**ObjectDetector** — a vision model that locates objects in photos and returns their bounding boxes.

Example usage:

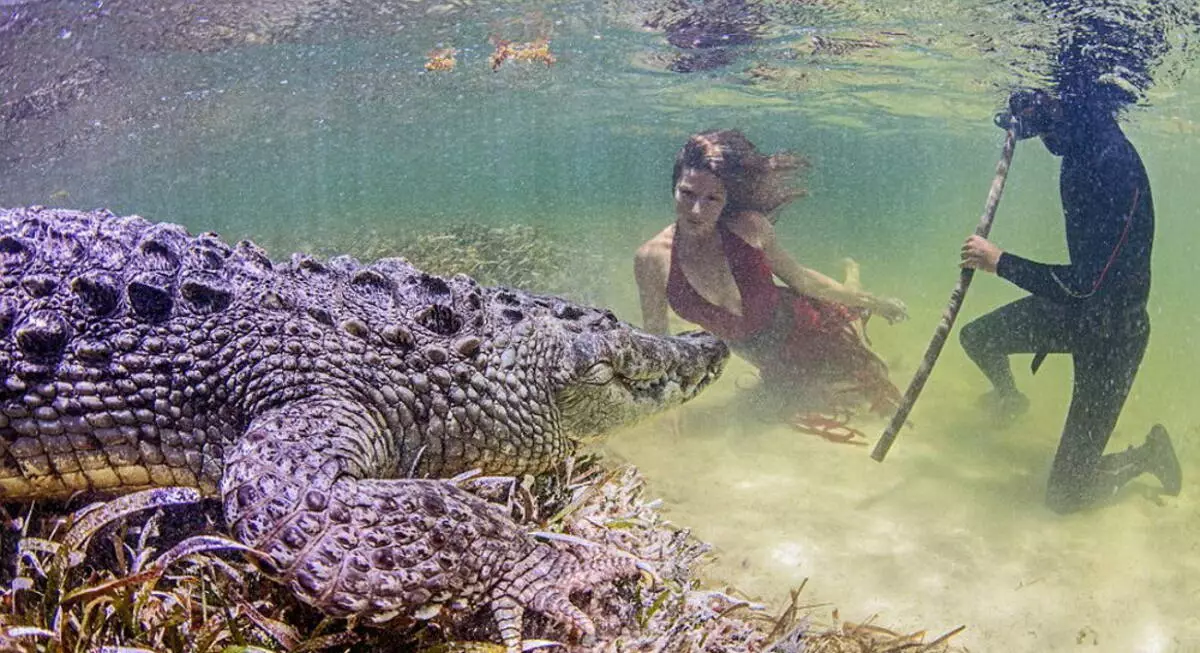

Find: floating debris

[808,34,890,57]
[425,47,459,72]
[489,38,556,72]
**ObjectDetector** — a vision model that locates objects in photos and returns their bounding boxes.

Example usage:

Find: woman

[634,130,906,439]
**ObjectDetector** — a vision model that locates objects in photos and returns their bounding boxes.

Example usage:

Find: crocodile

[0,206,728,650]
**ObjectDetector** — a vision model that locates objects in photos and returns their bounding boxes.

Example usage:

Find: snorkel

[995,88,1121,157]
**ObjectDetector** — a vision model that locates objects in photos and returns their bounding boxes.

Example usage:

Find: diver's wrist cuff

[996,252,1017,280]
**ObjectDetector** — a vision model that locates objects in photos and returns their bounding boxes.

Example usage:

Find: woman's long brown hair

[672,129,809,223]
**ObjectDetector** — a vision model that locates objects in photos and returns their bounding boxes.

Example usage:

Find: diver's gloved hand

[993,89,1060,139]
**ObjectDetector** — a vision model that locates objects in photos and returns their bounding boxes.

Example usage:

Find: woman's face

[674,168,727,229]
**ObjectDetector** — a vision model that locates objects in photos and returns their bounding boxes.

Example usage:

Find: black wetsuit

[959,120,1154,514]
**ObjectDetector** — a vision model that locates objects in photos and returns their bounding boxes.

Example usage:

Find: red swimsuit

[666,225,899,414]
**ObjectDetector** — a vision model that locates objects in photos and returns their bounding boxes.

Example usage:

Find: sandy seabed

[605,353,1200,653]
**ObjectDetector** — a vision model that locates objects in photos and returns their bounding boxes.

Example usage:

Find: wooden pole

[871,126,1019,462]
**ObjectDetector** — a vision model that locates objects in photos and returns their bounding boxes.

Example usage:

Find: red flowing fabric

[666,225,900,415]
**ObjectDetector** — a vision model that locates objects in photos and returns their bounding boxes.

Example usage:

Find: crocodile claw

[490,543,639,651]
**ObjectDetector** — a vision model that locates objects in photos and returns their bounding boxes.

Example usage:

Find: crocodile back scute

[0,207,507,500]
[0,207,278,498]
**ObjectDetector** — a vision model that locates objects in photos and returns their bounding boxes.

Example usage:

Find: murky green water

[3,0,1200,650]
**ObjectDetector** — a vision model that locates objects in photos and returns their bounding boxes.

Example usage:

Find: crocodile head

[478,287,728,444]
[555,310,727,442]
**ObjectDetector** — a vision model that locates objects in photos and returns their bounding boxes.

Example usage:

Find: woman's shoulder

[635,224,674,268]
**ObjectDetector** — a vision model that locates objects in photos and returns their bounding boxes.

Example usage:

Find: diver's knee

[959,319,985,354]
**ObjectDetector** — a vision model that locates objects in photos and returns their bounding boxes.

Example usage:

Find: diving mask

[993,89,1061,139]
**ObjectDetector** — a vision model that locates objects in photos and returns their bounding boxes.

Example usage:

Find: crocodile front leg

[220,397,636,650]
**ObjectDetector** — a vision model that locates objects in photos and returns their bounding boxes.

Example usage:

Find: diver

[958,89,1182,514]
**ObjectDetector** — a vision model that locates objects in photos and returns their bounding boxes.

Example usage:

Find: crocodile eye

[580,362,614,385]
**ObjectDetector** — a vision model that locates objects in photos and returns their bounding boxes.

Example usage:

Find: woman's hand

[870,296,908,324]
[961,235,1003,274]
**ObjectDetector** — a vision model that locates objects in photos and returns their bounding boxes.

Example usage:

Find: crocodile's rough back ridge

[0,206,728,649]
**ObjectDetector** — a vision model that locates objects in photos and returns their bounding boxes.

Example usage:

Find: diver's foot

[1144,424,1182,496]
[977,389,1030,422]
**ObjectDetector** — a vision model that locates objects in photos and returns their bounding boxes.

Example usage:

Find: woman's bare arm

[732,212,908,322]
[634,227,674,334]
[635,227,687,435]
